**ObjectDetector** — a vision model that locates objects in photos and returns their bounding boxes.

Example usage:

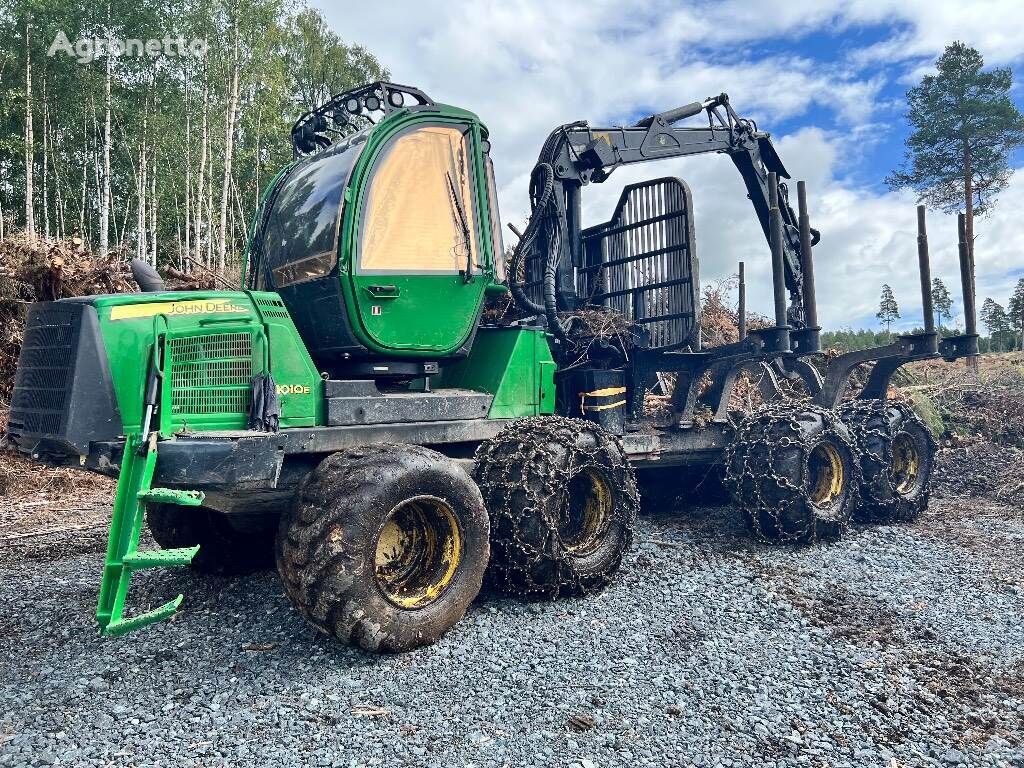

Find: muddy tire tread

[275,444,489,652]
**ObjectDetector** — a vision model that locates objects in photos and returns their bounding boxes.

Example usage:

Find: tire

[724,403,860,543]
[838,399,936,523]
[275,444,489,653]
[147,504,275,575]
[473,416,639,598]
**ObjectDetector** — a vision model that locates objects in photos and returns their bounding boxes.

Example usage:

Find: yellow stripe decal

[582,399,627,412]
[109,300,249,321]
[585,387,627,397]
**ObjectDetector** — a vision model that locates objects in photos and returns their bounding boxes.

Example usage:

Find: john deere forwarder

[8,82,979,652]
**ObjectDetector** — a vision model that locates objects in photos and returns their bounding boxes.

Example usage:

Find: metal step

[138,487,205,507]
[102,595,184,637]
[123,546,199,570]
[96,432,203,637]
[325,384,493,426]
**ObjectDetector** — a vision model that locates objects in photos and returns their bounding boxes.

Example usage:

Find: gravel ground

[2,461,1023,768]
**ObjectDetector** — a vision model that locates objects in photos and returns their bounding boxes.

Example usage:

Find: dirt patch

[0,449,114,563]
[932,438,1024,508]
[903,353,1024,448]
[764,557,1024,749]
[768,569,912,647]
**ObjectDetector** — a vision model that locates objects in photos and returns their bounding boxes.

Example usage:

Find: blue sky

[741,28,908,187]
[314,0,1024,331]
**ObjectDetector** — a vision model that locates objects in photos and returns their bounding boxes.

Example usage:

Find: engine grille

[7,302,82,439]
[252,294,291,319]
[168,332,254,417]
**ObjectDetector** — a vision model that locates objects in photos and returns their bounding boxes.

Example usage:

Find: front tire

[473,416,639,598]
[838,399,935,523]
[275,444,489,653]
[724,403,860,543]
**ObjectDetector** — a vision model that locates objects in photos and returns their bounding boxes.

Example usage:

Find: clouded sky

[312,0,1024,330]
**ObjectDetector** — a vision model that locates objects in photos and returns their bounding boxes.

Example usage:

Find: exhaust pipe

[130,258,166,293]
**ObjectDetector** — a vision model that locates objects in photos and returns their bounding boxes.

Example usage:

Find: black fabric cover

[248,373,280,433]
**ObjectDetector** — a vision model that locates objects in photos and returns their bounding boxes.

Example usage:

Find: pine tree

[931,278,954,329]
[980,297,1010,351]
[887,42,1024,307]
[1008,279,1024,352]
[876,284,900,335]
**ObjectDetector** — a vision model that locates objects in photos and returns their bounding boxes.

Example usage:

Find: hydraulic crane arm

[532,94,815,325]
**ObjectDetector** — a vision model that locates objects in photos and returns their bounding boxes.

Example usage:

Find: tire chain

[836,398,936,522]
[473,415,638,598]
[723,402,860,543]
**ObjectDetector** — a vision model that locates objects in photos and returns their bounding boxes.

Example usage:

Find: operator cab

[247,82,505,381]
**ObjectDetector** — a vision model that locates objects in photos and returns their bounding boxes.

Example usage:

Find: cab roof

[290,81,484,157]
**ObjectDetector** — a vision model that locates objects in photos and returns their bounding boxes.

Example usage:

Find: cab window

[250,141,359,290]
[484,155,505,281]
[359,124,479,274]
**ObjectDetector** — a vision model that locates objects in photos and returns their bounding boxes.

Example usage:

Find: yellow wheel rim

[891,434,921,496]
[374,496,462,609]
[807,442,844,508]
[560,469,613,554]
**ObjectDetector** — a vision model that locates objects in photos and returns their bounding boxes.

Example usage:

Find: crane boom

[528,94,815,325]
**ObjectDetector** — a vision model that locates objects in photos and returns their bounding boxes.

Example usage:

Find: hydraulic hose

[507,160,572,342]
[508,122,595,344]
[541,206,571,343]
[506,163,553,316]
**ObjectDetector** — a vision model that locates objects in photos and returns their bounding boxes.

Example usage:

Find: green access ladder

[96,432,205,636]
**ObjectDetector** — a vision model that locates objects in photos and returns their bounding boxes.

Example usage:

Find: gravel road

[2,457,1023,768]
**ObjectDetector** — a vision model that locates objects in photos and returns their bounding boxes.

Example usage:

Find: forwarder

[7,82,979,651]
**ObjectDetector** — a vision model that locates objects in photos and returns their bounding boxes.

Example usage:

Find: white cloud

[314,0,1024,329]
[841,0,1024,67]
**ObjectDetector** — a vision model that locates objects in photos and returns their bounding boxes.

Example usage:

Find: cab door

[351,122,489,354]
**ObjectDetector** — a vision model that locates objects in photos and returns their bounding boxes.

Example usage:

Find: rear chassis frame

[76,414,729,517]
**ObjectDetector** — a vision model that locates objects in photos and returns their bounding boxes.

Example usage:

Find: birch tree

[1,0,385,274]
[194,76,208,262]
[98,1,113,257]
[217,7,240,272]
[23,15,35,243]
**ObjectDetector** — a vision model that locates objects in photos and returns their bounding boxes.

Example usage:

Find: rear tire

[838,399,935,523]
[473,416,638,598]
[147,504,274,575]
[724,403,860,543]
[275,444,489,653]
